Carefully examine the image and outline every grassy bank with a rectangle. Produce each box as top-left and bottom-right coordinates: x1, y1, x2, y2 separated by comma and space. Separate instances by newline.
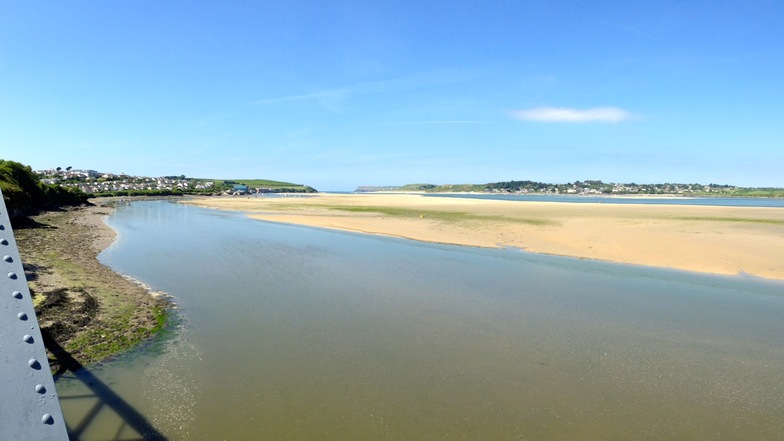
14, 202, 170, 371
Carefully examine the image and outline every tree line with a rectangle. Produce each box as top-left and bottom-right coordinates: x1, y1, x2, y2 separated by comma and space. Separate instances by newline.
0, 159, 89, 219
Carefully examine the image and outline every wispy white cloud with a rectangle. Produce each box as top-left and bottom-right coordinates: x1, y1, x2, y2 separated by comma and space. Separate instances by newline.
511, 106, 631, 123
396, 120, 489, 125
251, 68, 479, 108
252, 89, 350, 106
357, 120, 490, 127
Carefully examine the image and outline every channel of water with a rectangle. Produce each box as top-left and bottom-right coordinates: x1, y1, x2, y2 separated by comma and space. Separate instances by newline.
55, 200, 784, 440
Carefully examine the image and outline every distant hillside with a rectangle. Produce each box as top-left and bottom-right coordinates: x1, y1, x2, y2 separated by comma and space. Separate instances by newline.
356, 183, 482, 192
356, 185, 403, 192
214, 179, 317, 193
0, 159, 89, 218
396, 184, 438, 191
35, 169, 319, 196
366, 180, 784, 197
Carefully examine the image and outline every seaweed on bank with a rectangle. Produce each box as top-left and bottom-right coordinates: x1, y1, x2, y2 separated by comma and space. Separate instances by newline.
15, 204, 171, 370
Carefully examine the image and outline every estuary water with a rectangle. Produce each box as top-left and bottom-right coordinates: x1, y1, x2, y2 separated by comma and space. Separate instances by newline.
56, 200, 784, 440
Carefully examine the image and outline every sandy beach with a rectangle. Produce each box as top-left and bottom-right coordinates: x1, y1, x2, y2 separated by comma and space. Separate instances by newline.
184, 194, 784, 281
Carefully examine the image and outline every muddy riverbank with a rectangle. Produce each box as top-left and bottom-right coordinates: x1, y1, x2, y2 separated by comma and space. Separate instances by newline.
14, 200, 169, 372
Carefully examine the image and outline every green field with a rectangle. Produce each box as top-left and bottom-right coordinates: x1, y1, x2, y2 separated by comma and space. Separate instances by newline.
211, 179, 317, 192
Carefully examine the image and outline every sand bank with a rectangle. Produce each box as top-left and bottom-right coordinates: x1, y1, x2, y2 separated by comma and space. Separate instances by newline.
184, 194, 784, 280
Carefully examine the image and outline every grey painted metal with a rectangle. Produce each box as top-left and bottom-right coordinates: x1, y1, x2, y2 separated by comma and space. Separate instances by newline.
0, 189, 69, 440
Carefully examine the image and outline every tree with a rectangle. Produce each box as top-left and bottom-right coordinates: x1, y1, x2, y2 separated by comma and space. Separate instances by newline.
0, 159, 88, 218
1, 160, 47, 215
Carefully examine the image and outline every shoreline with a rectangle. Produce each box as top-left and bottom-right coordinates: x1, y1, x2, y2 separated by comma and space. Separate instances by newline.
184, 194, 784, 281
16, 199, 170, 370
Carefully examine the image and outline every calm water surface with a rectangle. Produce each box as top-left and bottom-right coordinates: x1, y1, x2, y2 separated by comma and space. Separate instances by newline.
56, 200, 784, 440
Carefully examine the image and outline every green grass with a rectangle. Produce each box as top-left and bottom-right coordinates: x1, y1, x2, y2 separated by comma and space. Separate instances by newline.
230, 179, 302, 187
696, 189, 784, 198
428, 184, 487, 193
397, 183, 436, 191
213, 178, 312, 189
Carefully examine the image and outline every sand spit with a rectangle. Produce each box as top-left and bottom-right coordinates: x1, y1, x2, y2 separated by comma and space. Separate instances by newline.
183, 194, 784, 281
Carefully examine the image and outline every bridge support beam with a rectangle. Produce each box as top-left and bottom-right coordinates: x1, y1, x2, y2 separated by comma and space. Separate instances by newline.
0, 189, 69, 440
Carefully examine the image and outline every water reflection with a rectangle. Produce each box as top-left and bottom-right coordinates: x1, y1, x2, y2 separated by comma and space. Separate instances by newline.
45, 330, 166, 440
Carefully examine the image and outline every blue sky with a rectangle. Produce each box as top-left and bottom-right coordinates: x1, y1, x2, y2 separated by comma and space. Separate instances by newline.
1, 1, 782, 191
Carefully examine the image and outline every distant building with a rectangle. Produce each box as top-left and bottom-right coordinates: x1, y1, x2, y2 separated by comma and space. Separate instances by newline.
76, 169, 100, 178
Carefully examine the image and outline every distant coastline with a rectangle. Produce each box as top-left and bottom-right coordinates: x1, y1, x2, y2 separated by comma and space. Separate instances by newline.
357, 180, 784, 198
346, 191, 784, 208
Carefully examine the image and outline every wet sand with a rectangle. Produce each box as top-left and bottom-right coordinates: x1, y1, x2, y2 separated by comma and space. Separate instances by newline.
184, 194, 784, 280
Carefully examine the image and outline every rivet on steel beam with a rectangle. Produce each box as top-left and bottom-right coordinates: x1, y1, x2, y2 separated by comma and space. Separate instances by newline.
2, 255, 11, 262
23, 334, 34, 343
0, 224, 4, 230
28, 358, 41, 369
35, 384, 47, 394
18, 312, 28, 320
41, 414, 54, 425
12, 290, 23, 299
7, 271, 17, 279
0, 238, 8, 245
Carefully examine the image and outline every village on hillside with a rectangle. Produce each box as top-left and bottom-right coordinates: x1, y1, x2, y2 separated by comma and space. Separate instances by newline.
37, 168, 215, 194
35, 168, 316, 196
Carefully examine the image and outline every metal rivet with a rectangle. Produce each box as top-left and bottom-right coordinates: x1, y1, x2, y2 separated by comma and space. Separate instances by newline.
0, 224, 4, 230
0, 238, 8, 245
28, 358, 41, 369
7, 271, 17, 279
2, 255, 11, 262
35, 384, 47, 394
23, 334, 34, 343
41, 413, 53, 425
18, 312, 28, 320
12, 290, 23, 299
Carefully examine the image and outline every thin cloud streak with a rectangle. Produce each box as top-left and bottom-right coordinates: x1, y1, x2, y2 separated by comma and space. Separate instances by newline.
252, 89, 350, 105
396, 120, 489, 125
251, 68, 479, 107
359, 120, 490, 127
511, 106, 631, 123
